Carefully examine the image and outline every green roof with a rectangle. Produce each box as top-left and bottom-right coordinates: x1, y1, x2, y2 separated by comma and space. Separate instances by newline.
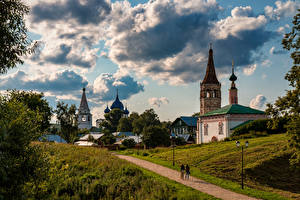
200, 104, 265, 117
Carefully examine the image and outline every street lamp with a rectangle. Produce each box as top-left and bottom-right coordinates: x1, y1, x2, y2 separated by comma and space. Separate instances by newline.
170, 134, 176, 166
236, 140, 249, 189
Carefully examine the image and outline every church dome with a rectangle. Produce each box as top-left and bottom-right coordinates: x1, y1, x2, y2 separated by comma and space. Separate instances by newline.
104, 105, 110, 113
229, 73, 237, 82
110, 91, 124, 110
124, 107, 129, 115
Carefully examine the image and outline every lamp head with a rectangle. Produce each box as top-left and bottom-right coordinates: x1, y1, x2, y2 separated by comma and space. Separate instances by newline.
236, 141, 240, 147
245, 141, 249, 147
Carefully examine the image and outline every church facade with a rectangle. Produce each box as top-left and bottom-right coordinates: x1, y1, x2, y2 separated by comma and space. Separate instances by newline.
196, 47, 266, 144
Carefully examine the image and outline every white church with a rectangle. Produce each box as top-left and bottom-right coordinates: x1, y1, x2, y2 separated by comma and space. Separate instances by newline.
196, 47, 266, 144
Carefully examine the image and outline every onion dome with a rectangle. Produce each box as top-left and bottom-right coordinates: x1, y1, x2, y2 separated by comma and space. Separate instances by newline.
104, 105, 110, 113
110, 89, 124, 110
124, 107, 129, 115
229, 60, 237, 82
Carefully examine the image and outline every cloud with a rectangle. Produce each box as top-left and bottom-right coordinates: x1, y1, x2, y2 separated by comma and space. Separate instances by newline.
250, 95, 267, 109
148, 97, 169, 107
269, 46, 286, 55
264, 1, 300, 20
91, 73, 144, 102
0, 70, 88, 94
261, 59, 271, 67
243, 64, 257, 76
26, 0, 111, 70
105, 1, 275, 85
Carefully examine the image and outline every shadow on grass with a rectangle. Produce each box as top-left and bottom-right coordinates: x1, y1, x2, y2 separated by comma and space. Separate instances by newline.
246, 153, 300, 194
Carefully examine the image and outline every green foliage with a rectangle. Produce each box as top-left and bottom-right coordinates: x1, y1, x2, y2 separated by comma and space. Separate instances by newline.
27, 143, 216, 200
266, 9, 300, 165
100, 133, 116, 145
117, 117, 132, 132
0, 0, 37, 74
122, 138, 136, 148
8, 90, 52, 133
231, 119, 286, 137
55, 101, 78, 143
175, 136, 187, 145
142, 125, 170, 148
101, 108, 124, 133
0, 96, 47, 199
132, 109, 160, 136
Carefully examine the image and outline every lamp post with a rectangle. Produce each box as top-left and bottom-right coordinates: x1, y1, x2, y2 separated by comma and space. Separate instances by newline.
170, 134, 176, 166
236, 140, 249, 189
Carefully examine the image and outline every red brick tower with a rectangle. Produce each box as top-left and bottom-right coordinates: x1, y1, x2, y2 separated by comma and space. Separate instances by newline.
200, 45, 221, 115
229, 60, 238, 104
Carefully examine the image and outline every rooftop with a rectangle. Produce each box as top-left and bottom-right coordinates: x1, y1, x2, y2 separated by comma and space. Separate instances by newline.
200, 104, 265, 117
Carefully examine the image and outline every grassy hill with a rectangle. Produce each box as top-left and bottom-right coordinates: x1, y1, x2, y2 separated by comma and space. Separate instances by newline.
121, 134, 300, 200
26, 142, 218, 200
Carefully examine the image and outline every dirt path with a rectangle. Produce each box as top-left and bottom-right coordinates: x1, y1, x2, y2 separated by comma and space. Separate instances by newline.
115, 154, 259, 200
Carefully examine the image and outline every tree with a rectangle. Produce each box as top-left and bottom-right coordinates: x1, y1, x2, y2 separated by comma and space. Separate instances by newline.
0, 0, 37, 74
0, 95, 48, 199
132, 109, 160, 136
55, 101, 78, 143
101, 108, 124, 133
142, 126, 170, 148
266, 9, 300, 165
117, 117, 132, 132
122, 138, 136, 148
8, 90, 52, 133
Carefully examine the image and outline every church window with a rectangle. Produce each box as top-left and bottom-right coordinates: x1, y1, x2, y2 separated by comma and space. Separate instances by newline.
218, 122, 223, 135
206, 91, 210, 98
82, 115, 86, 122
204, 124, 208, 135
88, 115, 90, 121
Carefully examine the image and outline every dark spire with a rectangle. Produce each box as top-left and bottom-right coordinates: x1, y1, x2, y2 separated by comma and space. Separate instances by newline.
79, 87, 90, 112
104, 103, 110, 113
229, 60, 237, 82
202, 45, 220, 84
110, 88, 124, 110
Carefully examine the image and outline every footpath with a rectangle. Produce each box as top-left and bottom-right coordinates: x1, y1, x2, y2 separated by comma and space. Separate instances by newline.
115, 154, 259, 200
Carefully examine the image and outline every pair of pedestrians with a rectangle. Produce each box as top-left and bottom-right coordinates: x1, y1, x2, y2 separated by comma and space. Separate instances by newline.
180, 164, 190, 180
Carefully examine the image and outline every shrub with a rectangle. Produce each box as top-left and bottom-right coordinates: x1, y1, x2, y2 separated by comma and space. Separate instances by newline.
122, 138, 136, 148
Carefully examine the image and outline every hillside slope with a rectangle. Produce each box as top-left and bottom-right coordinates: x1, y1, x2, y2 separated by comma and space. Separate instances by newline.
122, 134, 300, 200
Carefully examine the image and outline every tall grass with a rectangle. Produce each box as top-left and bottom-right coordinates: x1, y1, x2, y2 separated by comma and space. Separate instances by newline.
25, 142, 218, 200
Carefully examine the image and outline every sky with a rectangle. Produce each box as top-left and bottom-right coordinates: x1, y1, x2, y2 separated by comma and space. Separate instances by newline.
0, 0, 299, 124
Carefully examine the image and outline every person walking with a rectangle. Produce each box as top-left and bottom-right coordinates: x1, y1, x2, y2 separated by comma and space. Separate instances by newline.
180, 164, 185, 179
185, 164, 190, 180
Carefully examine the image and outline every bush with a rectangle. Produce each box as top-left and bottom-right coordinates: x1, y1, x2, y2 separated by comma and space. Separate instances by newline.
175, 137, 187, 146
122, 138, 136, 148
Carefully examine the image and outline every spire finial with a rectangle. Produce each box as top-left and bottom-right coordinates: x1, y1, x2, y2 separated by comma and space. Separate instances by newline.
83, 87, 85, 92
232, 59, 234, 74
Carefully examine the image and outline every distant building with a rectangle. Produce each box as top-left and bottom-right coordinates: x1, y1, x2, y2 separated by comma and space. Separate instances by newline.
78, 88, 92, 130
196, 47, 266, 144
170, 116, 197, 135
39, 134, 66, 143
104, 89, 130, 117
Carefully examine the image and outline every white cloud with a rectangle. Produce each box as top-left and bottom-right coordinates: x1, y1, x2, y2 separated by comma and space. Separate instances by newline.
243, 64, 257, 76
262, 74, 267, 80
262, 59, 271, 67
148, 97, 169, 107
250, 95, 267, 109
264, 1, 300, 20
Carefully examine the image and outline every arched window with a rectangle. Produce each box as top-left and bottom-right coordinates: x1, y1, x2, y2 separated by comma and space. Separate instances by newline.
204, 123, 208, 135
88, 115, 90, 121
206, 91, 210, 98
218, 122, 223, 135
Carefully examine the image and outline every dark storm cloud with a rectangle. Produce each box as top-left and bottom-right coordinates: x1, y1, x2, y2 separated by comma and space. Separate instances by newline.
31, 0, 111, 25
0, 70, 88, 94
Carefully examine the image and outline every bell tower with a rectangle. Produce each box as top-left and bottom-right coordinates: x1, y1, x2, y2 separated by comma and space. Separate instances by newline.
78, 88, 92, 129
200, 45, 221, 115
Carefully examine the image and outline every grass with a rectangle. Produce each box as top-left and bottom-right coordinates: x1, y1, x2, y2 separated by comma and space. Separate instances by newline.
27, 142, 219, 200
118, 134, 300, 200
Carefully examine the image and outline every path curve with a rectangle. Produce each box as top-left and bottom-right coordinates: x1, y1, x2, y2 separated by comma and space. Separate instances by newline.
115, 154, 259, 200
